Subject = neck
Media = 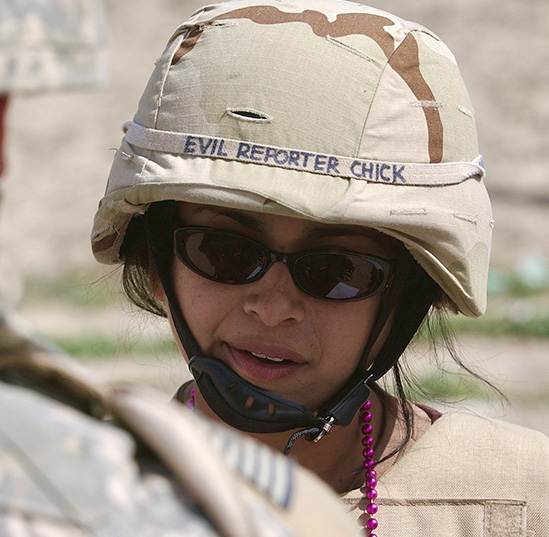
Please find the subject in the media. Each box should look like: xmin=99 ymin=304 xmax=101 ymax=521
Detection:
xmin=192 ymin=383 xmax=399 ymax=494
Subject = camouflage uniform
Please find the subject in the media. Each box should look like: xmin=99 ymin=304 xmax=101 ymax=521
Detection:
xmin=0 ymin=0 xmax=106 ymax=170
xmin=0 ymin=0 xmax=106 ymax=93
xmin=0 ymin=350 xmax=361 ymax=537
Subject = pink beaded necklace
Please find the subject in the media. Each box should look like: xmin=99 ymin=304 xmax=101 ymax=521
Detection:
xmin=187 ymin=388 xmax=379 ymax=536
xmin=361 ymin=399 xmax=379 ymax=536
xmin=187 ymin=388 xmax=196 ymax=409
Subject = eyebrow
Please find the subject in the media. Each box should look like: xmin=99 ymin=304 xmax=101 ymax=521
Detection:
xmin=187 ymin=206 xmax=268 ymax=232
xmin=302 ymin=226 xmax=376 ymax=240
xmin=192 ymin=206 xmax=383 ymax=242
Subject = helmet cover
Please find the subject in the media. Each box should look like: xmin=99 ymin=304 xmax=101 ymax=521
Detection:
xmin=91 ymin=0 xmax=492 ymax=317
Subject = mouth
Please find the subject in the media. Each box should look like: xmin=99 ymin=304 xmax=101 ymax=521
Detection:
xmin=225 ymin=343 xmax=305 ymax=384
xmin=249 ymin=351 xmax=285 ymax=363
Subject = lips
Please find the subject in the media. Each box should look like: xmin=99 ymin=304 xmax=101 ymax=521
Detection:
xmin=225 ymin=342 xmax=305 ymax=384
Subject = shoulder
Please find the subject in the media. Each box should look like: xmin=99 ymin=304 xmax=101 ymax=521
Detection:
xmin=413 ymin=412 xmax=548 ymax=471
xmin=376 ymin=413 xmax=548 ymax=537
xmin=0 ymin=354 xmax=361 ymax=537
xmin=0 ymin=380 xmax=162 ymax=536
xmin=343 ymin=413 xmax=548 ymax=537
xmin=109 ymin=385 xmax=362 ymax=537
xmin=382 ymin=412 xmax=548 ymax=489
xmin=417 ymin=412 xmax=547 ymax=452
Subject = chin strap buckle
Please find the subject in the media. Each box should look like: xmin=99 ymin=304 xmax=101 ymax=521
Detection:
xmin=284 ymin=416 xmax=337 ymax=455
xmin=311 ymin=416 xmax=336 ymax=443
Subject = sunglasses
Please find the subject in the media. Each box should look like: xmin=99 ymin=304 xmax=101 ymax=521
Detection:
xmin=173 ymin=226 xmax=394 ymax=302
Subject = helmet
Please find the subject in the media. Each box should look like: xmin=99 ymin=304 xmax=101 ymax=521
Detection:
xmin=91 ymin=0 xmax=492 ymax=436
xmin=93 ymin=0 xmax=491 ymax=317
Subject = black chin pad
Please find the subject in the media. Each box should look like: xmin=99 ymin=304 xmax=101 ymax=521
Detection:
xmin=189 ymin=355 xmax=322 ymax=433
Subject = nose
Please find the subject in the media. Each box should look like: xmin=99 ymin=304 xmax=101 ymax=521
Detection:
xmin=243 ymin=261 xmax=306 ymax=326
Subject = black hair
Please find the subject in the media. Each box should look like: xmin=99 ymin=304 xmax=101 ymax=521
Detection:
xmin=120 ymin=202 xmax=178 ymax=318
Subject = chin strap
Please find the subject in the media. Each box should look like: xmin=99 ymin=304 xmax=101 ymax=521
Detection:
xmin=144 ymin=204 xmax=436 ymax=440
xmin=188 ymin=355 xmax=323 ymax=433
xmin=357 ymin=247 xmax=438 ymax=383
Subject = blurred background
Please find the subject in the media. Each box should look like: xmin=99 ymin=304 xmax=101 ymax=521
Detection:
xmin=0 ymin=0 xmax=547 ymax=433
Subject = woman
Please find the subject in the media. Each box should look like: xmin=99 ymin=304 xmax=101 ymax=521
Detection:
xmin=91 ymin=1 xmax=548 ymax=535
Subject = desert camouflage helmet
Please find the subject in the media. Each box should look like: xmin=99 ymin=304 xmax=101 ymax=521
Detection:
xmin=92 ymin=0 xmax=492 ymax=317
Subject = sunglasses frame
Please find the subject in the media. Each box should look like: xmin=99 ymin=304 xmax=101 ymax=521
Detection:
xmin=173 ymin=226 xmax=395 ymax=302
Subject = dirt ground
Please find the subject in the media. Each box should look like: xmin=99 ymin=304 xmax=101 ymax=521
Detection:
xmin=0 ymin=0 xmax=548 ymax=434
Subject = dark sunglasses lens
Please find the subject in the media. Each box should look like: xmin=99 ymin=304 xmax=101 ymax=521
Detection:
xmin=176 ymin=230 xmax=266 ymax=283
xmin=294 ymin=253 xmax=385 ymax=300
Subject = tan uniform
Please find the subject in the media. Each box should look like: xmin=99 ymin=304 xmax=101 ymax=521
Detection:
xmin=343 ymin=413 xmax=549 ymax=536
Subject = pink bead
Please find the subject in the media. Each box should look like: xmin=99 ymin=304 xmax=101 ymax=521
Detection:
xmin=366 ymin=503 xmax=378 ymax=515
xmin=362 ymin=434 xmax=374 ymax=447
xmin=366 ymin=489 xmax=378 ymax=500
xmin=366 ymin=518 xmax=378 ymax=531
xmin=361 ymin=425 xmax=373 ymax=437
xmin=366 ymin=477 xmax=377 ymax=489
xmin=366 ymin=469 xmax=377 ymax=479
xmin=363 ymin=448 xmax=375 ymax=459
xmin=362 ymin=412 xmax=373 ymax=423
xmin=369 ymin=534 xmax=378 ymax=537
xmin=362 ymin=400 xmax=372 ymax=410
xmin=363 ymin=459 xmax=375 ymax=470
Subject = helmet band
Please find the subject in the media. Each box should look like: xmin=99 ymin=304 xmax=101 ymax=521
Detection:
xmin=123 ymin=121 xmax=485 ymax=186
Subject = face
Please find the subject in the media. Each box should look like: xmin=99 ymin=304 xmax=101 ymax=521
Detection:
xmin=157 ymin=203 xmax=399 ymax=412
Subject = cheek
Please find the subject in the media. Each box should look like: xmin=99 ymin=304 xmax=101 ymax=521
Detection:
xmin=313 ymin=299 xmax=380 ymax=374
xmin=170 ymin=264 xmax=239 ymax=353
xmin=289 ymin=300 xmax=379 ymax=410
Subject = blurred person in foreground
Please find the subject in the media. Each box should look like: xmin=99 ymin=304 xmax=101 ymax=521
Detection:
xmin=90 ymin=1 xmax=548 ymax=535
xmin=0 ymin=0 xmax=106 ymax=352
xmin=0 ymin=345 xmax=360 ymax=536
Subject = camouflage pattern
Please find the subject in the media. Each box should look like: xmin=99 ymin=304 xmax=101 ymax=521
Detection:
xmin=0 ymin=350 xmax=361 ymax=537
xmin=0 ymin=0 xmax=106 ymax=93
xmin=92 ymin=0 xmax=493 ymax=318
xmin=0 ymin=382 xmax=224 ymax=537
